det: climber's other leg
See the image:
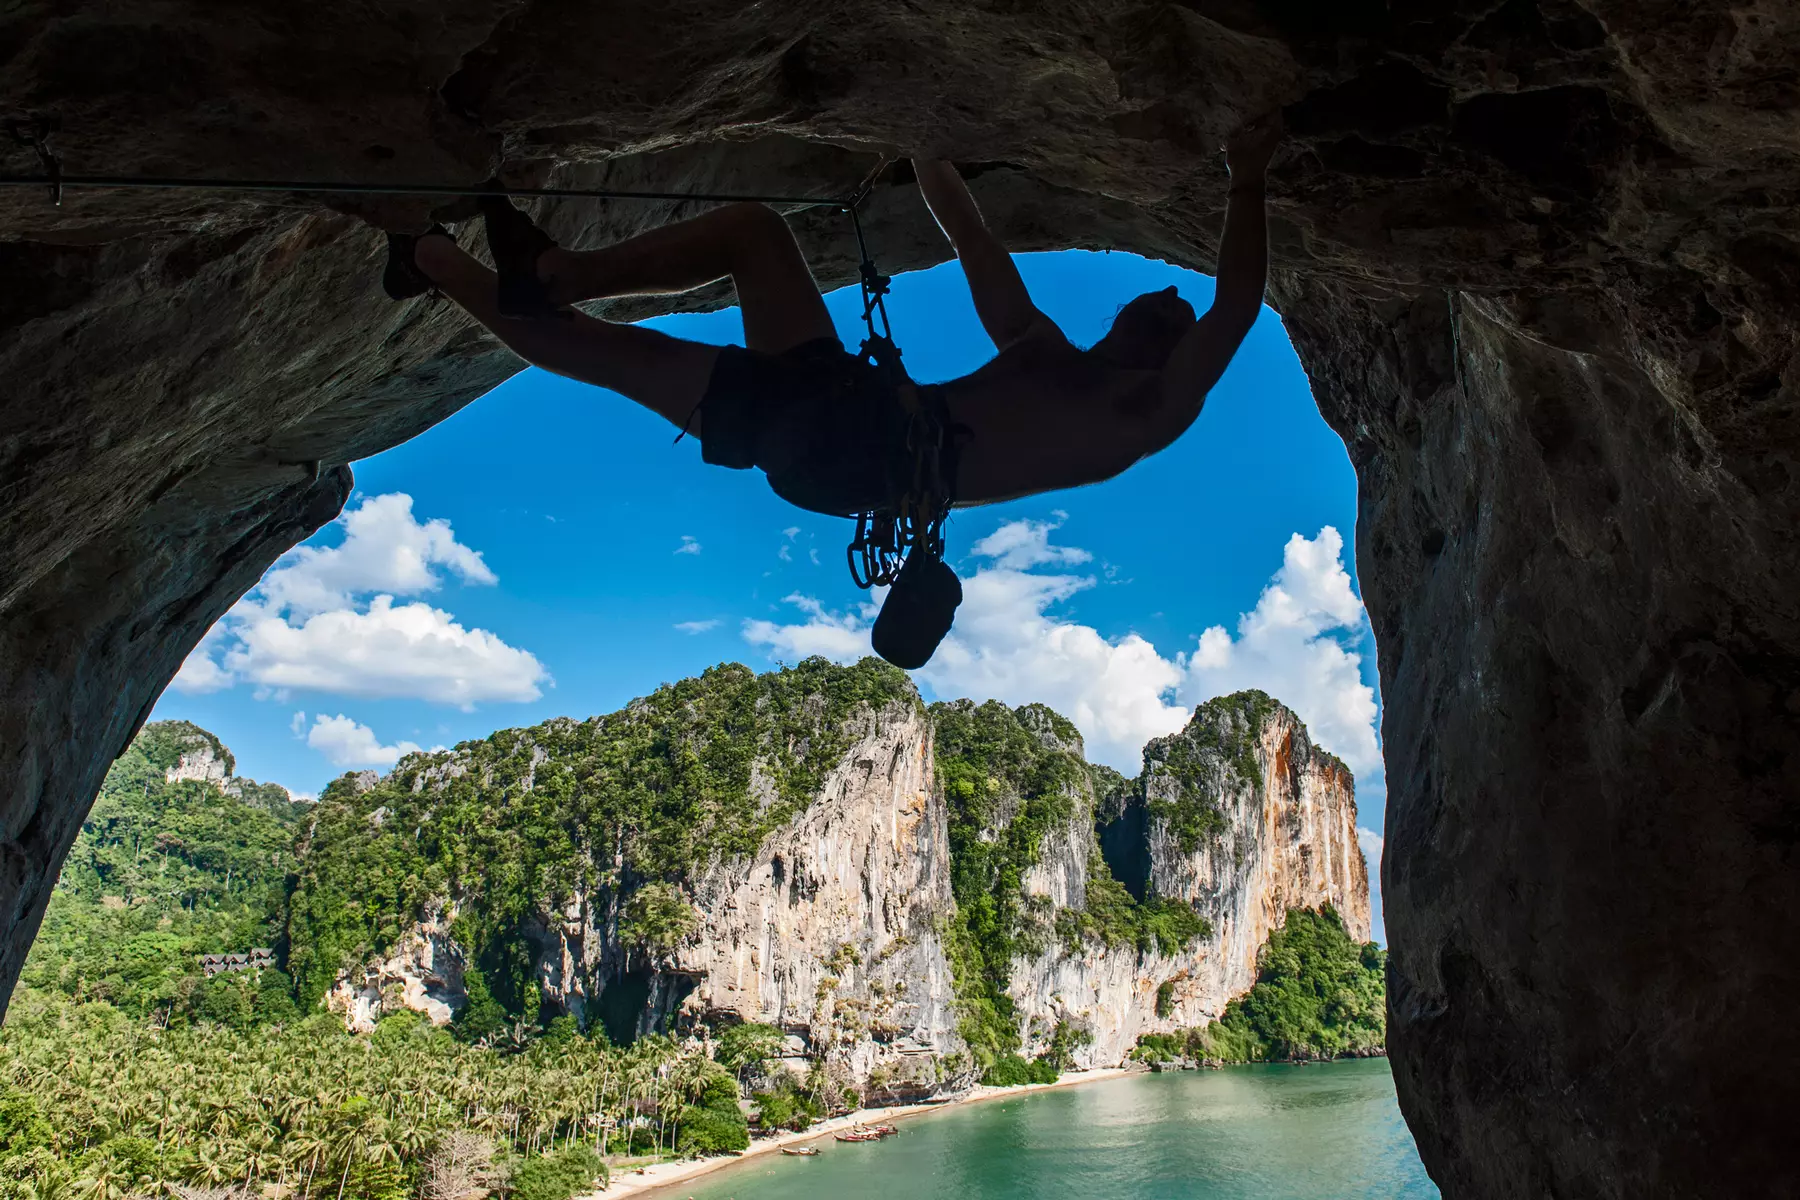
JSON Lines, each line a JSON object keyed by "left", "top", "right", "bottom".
{"left": 413, "top": 231, "right": 718, "bottom": 432}
{"left": 492, "top": 199, "right": 837, "bottom": 353}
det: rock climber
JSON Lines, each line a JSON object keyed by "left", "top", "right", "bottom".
{"left": 379, "top": 116, "right": 1282, "bottom": 667}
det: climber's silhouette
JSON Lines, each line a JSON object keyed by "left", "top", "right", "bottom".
{"left": 382, "top": 118, "right": 1282, "bottom": 668}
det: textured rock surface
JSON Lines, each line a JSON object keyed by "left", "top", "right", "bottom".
{"left": 1010, "top": 700, "right": 1369, "bottom": 1066}
{"left": 3, "top": 2, "right": 1798, "bottom": 1195}
{"left": 336, "top": 693, "right": 1367, "bottom": 1099}
{"left": 325, "top": 904, "right": 468, "bottom": 1033}
{"left": 674, "top": 703, "right": 962, "bottom": 1096}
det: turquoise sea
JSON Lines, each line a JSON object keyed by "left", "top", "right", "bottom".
{"left": 683, "top": 1059, "right": 1438, "bottom": 1200}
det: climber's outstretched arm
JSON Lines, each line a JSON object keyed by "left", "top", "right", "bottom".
{"left": 913, "top": 159, "right": 1056, "bottom": 351}
{"left": 1152, "top": 116, "right": 1282, "bottom": 448}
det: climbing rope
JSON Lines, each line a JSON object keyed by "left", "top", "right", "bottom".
{"left": 0, "top": 115, "right": 852, "bottom": 210}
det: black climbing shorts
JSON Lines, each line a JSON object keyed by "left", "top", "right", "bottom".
{"left": 696, "top": 337, "right": 914, "bottom": 517}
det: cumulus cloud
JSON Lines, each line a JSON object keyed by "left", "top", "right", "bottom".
{"left": 226, "top": 595, "right": 547, "bottom": 709}
{"left": 259, "top": 492, "right": 496, "bottom": 618}
{"left": 1180, "top": 527, "right": 1381, "bottom": 779}
{"left": 968, "top": 518, "right": 1094, "bottom": 570}
{"left": 674, "top": 619, "right": 721, "bottom": 634}
{"left": 743, "top": 593, "right": 882, "bottom": 664}
{"left": 170, "top": 493, "right": 548, "bottom": 709}
{"left": 170, "top": 637, "right": 234, "bottom": 694}
{"left": 740, "top": 519, "right": 1383, "bottom": 785}
{"left": 675, "top": 536, "right": 702, "bottom": 555}
{"left": 306, "top": 714, "right": 423, "bottom": 769}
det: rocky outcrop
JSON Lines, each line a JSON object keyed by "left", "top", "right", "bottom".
{"left": 508, "top": 701, "right": 967, "bottom": 1097}
{"left": 1006, "top": 696, "right": 1369, "bottom": 1066}
{"left": 4, "top": 3, "right": 1798, "bottom": 1195}
{"left": 676, "top": 702, "right": 963, "bottom": 1099}
{"left": 164, "top": 745, "right": 230, "bottom": 789}
{"left": 330, "top": 690, "right": 1368, "bottom": 1099}
{"left": 326, "top": 905, "right": 468, "bottom": 1033}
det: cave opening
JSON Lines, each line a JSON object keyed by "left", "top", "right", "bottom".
{"left": 150, "top": 249, "right": 1384, "bottom": 904}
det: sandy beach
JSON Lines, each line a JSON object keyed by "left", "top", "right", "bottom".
{"left": 600, "top": 1065, "right": 1143, "bottom": 1199}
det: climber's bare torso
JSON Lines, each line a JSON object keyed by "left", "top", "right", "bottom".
{"left": 939, "top": 316, "right": 1173, "bottom": 505}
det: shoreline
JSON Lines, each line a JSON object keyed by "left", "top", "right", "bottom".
{"left": 600, "top": 1065, "right": 1143, "bottom": 1199}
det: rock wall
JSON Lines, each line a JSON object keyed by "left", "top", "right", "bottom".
{"left": 674, "top": 702, "right": 964, "bottom": 1099}
{"left": 326, "top": 905, "right": 467, "bottom": 1033}
{"left": 332, "top": 694, "right": 1368, "bottom": 1094}
{"left": 1008, "top": 699, "right": 1370, "bottom": 1067}
{"left": 4, "top": 2, "right": 1798, "bottom": 1195}
{"left": 512, "top": 702, "right": 967, "bottom": 1097}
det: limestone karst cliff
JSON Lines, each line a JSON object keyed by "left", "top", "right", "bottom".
{"left": 5, "top": 3, "right": 1798, "bottom": 1195}
{"left": 307, "top": 662, "right": 1371, "bottom": 1094}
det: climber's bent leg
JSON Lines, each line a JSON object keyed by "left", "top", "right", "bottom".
{"left": 415, "top": 233, "right": 719, "bottom": 432}
{"left": 538, "top": 202, "right": 836, "bottom": 354}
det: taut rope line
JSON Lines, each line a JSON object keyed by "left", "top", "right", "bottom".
{"left": 2, "top": 116, "right": 854, "bottom": 210}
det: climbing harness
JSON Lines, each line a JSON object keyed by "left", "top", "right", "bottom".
{"left": 843, "top": 160, "right": 961, "bottom": 596}
{"left": 4, "top": 116, "right": 964, "bottom": 658}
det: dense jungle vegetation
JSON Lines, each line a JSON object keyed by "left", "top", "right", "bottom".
{"left": 1132, "top": 906, "right": 1387, "bottom": 1064}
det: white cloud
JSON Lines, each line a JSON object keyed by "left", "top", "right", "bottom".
{"left": 675, "top": 536, "right": 702, "bottom": 555}
{"left": 743, "top": 594, "right": 881, "bottom": 664}
{"left": 169, "top": 493, "right": 548, "bottom": 709}
{"left": 968, "top": 519, "right": 1094, "bottom": 570}
{"left": 289, "top": 711, "right": 307, "bottom": 736}
{"left": 739, "top": 520, "right": 1383, "bottom": 787}
{"left": 1180, "top": 528, "right": 1381, "bottom": 779}
{"left": 306, "top": 713, "right": 422, "bottom": 769}
{"left": 674, "top": 619, "right": 721, "bottom": 634}
{"left": 288, "top": 791, "right": 318, "bottom": 804}
{"left": 257, "top": 492, "right": 495, "bottom": 618}
{"left": 778, "top": 544, "right": 793, "bottom": 562}
{"left": 226, "top": 595, "right": 547, "bottom": 710}
{"left": 170, "top": 644, "right": 233, "bottom": 694}
{"left": 919, "top": 563, "right": 1188, "bottom": 768}
{"left": 783, "top": 527, "right": 801, "bottom": 540}
{"left": 1357, "top": 827, "right": 1383, "bottom": 863}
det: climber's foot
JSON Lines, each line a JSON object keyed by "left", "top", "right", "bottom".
{"left": 382, "top": 225, "right": 456, "bottom": 301}
{"left": 480, "top": 191, "right": 561, "bottom": 318}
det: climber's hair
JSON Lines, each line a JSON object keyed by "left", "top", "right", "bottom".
{"left": 1088, "top": 288, "right": 1196, "bottom": 370}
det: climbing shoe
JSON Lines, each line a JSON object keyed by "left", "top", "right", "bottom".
{"left": 871, "top": 553, "right": 962, "bottom": 669}
{"left": 480, "top": 192, "right": 560, "bottom": 318}
{"left": 382, "top": 224, "right": 453, "bottom": 301}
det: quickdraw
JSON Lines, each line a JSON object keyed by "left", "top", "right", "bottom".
{"left": 844, "top": 163, "right": 958, "bottom": 592}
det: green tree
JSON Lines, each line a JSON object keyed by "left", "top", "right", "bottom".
{"left": 714, "top": 1022, "right": 784, "bottom": 1085}
{"left": 676, "top": 1076, "right": 749, "bottom": 1156}
{"left": 451, "top": 968, "right": 509, "bottom": 1045}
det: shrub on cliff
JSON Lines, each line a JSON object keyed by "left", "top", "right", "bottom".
{"left": 981, "top": 1054, "right": 1059, "bottom": 1086}
{"left": 1219, "top": 906, "right": 1385, "bottom": 1060}
{"left": 1137, "top": 906, "right": 1385, "bottom": 1064}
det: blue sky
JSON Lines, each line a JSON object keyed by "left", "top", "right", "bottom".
{"left": 158, "top": 249, "right": 1388, "bottom": 936}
